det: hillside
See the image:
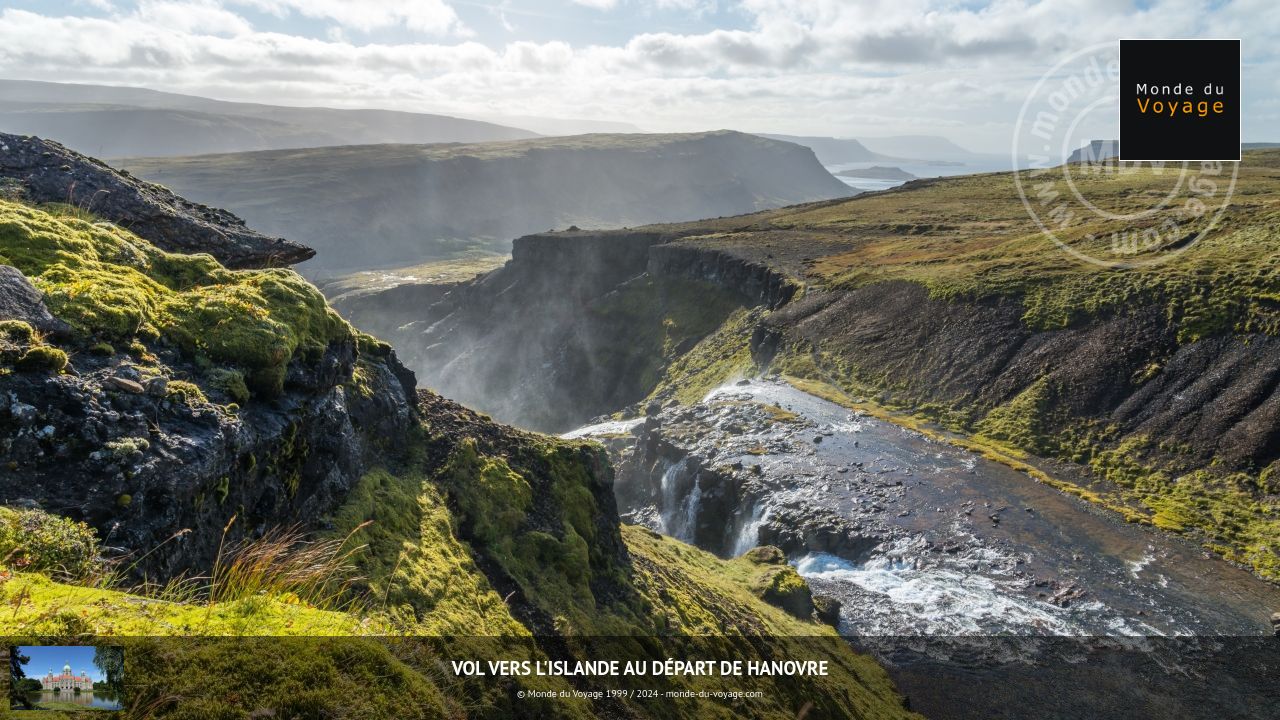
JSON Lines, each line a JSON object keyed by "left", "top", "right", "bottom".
{"left": 375, "top": 151, "right": 1280, "bottom": 584}
{"left": 0, "top": 79, "right": 537, "bottom": 157}
{"left": 758, "top": 134, "right": 888, "bottom": 164}
{"left": 0, "top": 134, "right": 915, "bottom": 719}
{"left": 119, "top": 131, "right": 855, "bottom": 275}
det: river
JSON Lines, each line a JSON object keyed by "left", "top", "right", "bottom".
{"left": 568, "top": 378, "right": 1280, "bottom": 718}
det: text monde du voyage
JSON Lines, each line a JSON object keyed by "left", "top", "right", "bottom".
{"left": 1135, "top": 82, "right": 1228, "bottom": 118}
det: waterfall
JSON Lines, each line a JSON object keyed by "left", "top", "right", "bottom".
{"left": 658, "top": 458, "right": 689, "bottom": 535}
{"left": 732, "top": 504, "right": 768, "bottom": 557}
{"left": 676, "top": 477, "right": 703, "bottom": 543}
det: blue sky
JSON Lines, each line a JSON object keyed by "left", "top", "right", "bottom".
{"left": 0, "top": 1, "right": 1275, "bottom": 151}
{"left": 14, "top": 646, "right": 108, "bottom": 683}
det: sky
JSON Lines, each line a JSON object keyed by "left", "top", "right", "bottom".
{"left": 0, "top": 0, "right": 1275, "bottom": 152}
{"left": 14, "top": 646, "right": 108, "bottom": 682}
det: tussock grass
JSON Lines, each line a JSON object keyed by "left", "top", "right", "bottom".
{"left": 208, "top": 516, "right": 372, "bottom": 612}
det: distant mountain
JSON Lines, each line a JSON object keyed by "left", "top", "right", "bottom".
{"left": 757, "top": 134, "right": 888, "bottom": 164}
{"left": 0, "top": 79, "right": 536, "bottom": 156}
{"left": 857, "top": 135, "right": 977, "bottom": 161}
{"left": 119, "top": 130, "right": 855, "bottom": 275}
{"left": 471, "top": 115, "right": 643, "bottom": 135}
{"left": 1068, "top": 140, "right": 1119, "bottom": 163}
{"left": 837, "top": 166, "right": 916, "bottom": 181}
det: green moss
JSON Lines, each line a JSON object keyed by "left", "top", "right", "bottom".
{"left": 207, "top": 367, "right": 250, "bottom": 404}
{"left": 0, "top": 507, "right": 100, "bottom": 581}
{"left": 13, "top": 345, "right": 67, "bottom": 373}
{"left": 104, "top": 436, "right": 149, "bottom": 459}
{"left": 356, "top": 331, "right": 393, "bottom": 358}
{"left": 88, "top": 341, "right": 115, "bottom": 356}
{"left": 0, "top": 318, "right": 35, "bottom": 344}
{"left": 750, "top": 564, "right": 814, "bottom": 619}
{"left": 647, "top": 307, "right": 758, "bottom": 406}
{"left": 0, "top": 199, "right": 355, "bottom": 400}
{"left": 0, "top": 573, "right": 379, "bottom": 635}
{"left": 166, "top": 380, "right": 207, "bottom": 405}
{"left": 975, "top": 377, "right": 1057, "bottom": 455}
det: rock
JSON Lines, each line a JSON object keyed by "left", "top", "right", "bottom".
{"left": 743, "top": 545, "right": 787, "bottom": 565}
{"left": 812, "top": 594, "right": 842, "bottom": 627}
{"left": 144, "top": 376, "right": 168, "bottom": 397}
{"left": 1271, "top": 612, "right": 1279, "bottom": 636}
{"left": 0, "top": 133, "right": 312, "bottom": 268}
{"left": 105, "top": 376, "right": 145, "bottom": 394}
{"left": 0, "top": 265, "right": 71, "bottom": 338}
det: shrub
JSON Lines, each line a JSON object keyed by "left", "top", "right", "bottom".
{"left": 14, "top": 345, "right": 67, "bottom": 373}
{"left": 0, "top": 507, "right": 101, "bottom": 580}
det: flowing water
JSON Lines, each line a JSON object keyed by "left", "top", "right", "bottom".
{"left": 577, "top": 378, "right": 1280, "bottom": 637}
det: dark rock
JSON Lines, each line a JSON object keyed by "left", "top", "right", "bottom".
{"left": 144, "top": 377, "right": 168, "bottom": 397}
{"left": 812, "top": 594, "right": 842, "bottom": 627}
{"left": 0, "top": 265, "right": 71, "bottom": 338}
{"left": 0, "top": 133, "right": 312, "bottom": 268}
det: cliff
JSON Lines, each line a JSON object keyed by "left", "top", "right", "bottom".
{"left": 0, "top": 147, "right": 916, "bottom": 719}
{"left": 0, "top": 133, "right": 312, "bottom": 268}
{"left": 118, "top": 131, "right": 855, "bottom": 274}
{"left": 390, "top": 151, "right": 1280, "bottom": 582}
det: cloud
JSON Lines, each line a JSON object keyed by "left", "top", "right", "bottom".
{"left": 137, "top": 0, "right": 253, "bottom": 36}
{"left": 0, "top": 1, "right": 1274, "bottom": 151}
{"left": 569, "top": 0, "right": 620, "bottom": 9}
{"left": 229, "top": 0, "right": 467, "bottom": 35}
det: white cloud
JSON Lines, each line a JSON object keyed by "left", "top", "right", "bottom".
{"left": 569, "top": 0, "right": 620, "bottom": 10}
{"left": 0, "top": 1, "right": 1274, "bottom": 151}
{"left": 137, "top": 0, "right": 253, "bottom": 36}
{"left": 229, "top": 0, "right": 467, "bottom": 35}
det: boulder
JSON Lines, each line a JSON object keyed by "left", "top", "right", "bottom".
{"left": 0, "top": 134, "right": 312, "bottom": 269}
{"left": 0, "top": 265, "right": 70, "bottom": 337}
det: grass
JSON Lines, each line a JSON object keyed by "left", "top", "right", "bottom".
{"left": 645, "top": 307, "right": 759, "bottom": 406}
{"left": 678, "top": 154, "right": 1280, "bottom": 342}
{"left": 207, "top": 518, "right": 371, "bottom": 611}
{"left": 319, "top": 253, "right": 510, "bottom": 302}
{"left": 0, "top": 572, "right": 380, "bottom": 636}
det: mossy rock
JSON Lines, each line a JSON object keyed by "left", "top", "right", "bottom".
{"left": 166, "top": 380, "right": 207, "bottom": 405}
{"left": 0, "top": 318, "right": 35, "bottom": 344}
{"left": 751, "top": 565, "right": 814, "bottom": 619}
{"left": 742, "top": 544, "right": 786, "bottom": 565}
{"left": 207, "top": 367, "right": 250, "bottom": 404}
{"left": 0, "top": 199, "right": 355, "bottom": 400}
{"left": 14, "top": 345, "right": 67, "bottom": 373}
{"left": 0, "top": 506, "right": 101, "bottom": 580}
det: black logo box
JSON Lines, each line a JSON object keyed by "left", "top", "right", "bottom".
{"left": 1119, "top": 39, "right": 1240, "bottom": 161}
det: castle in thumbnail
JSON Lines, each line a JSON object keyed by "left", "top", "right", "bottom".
{"left": 40, "top": 663, "right": 94, "bottom": 691}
